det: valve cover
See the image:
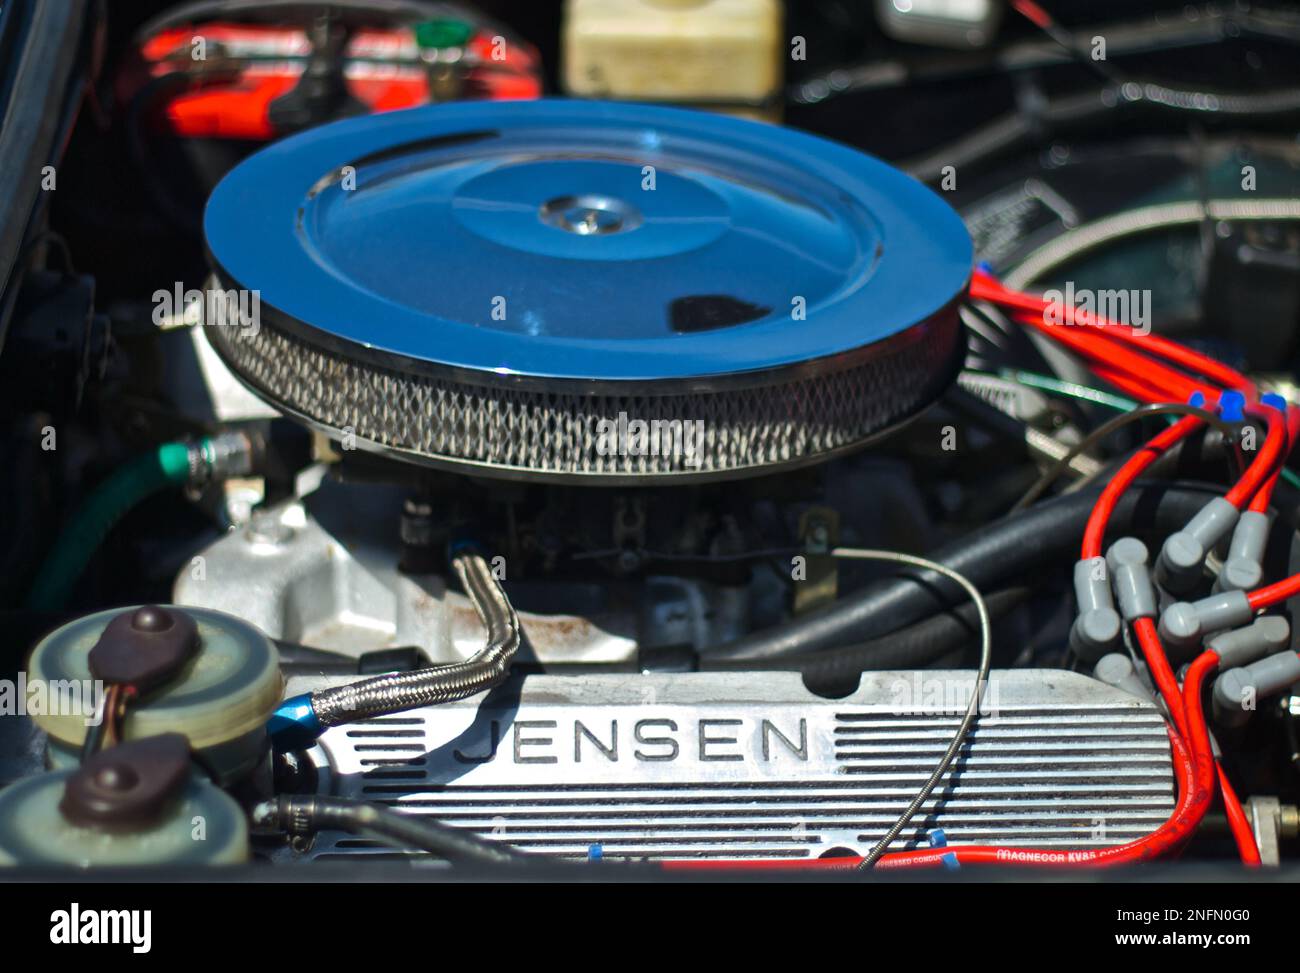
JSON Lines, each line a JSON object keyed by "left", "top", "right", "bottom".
{"left": 286, "top": 669, "right": 1177, "bottom": 862}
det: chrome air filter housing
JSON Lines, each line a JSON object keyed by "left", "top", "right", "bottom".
{"left": 203, "top": 100, "right": 971, "bottom": 482}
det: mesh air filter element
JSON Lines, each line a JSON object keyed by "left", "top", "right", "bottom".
{"left": 203, "top": 101, "right": 972, "bottom": 482}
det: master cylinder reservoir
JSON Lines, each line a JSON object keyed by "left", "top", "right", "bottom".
{"left": 563, "top": 0, "right": 783, "bottom": 115}
{"left": 0, "top": 734, "right": 248, "bottom": 867}
{"left": 27, "top": 605, "right": 282, "bottom": 783}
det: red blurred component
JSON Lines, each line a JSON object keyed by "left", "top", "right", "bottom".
{"left": 132, "top": 23, "right": 541, "bottom": 140}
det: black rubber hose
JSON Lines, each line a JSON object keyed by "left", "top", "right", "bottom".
{"left": 705, "top": 482, "right": 1226, "bottom": 664}
{"left": 254, "top": 795, "right": 533, "bottom": 867}
{"left": 702, "top": 586, "right": 1029, "bottom": 676}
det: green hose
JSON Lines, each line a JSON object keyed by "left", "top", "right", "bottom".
{"left": 26, "top": 442, "right": 194, "bottom": 612}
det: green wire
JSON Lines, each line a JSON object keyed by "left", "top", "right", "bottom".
{"left": 998, "top": 368, "right": 1300, "bottom": 491}
{"left": 999, "top": 368, "right": 1140, "bottom": 413}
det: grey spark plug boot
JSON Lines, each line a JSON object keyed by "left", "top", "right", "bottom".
{"left": 1213, "top": 650, "right": 1300, "bottom": 728}
{"left": 1106, "top": 537, "right": 1157, "bottom": 621}
{"left": 1069, "top": 557, "right": 1120, "bottom": 661}
{"left": 1215, "top": 510, "right": 1270, "bottom": 593}
{"left": 1094, "top": 653, "right": 1156, "bottom": 703}
{"left": 1206, "top": 615, "right": 1291, "bottom": 669}
{"left": 1157, "top": 589, "right": 1254, "bottom": 658}
{"left": 1156, "top": 497, "right": 1240, "bottom": 596}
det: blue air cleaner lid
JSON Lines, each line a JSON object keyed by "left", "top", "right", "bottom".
{"left": 203, "top": 99, "right": 972, "bottom": 482}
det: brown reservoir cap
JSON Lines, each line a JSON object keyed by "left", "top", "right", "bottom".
{"left": 88, "top": 605, "right": 198, "bottom": 691}
{"left": 59, "top": 733, "right": 191, "bottom": 831}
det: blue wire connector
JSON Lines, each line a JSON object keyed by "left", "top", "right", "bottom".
{"left": 1219, "top": 390, "right": 1246, "bottom": 423}
{"left": 927, "top": 828, "right": 959, "bottom": 870}
{"left": 1262, "top": 391, "right": 1289, "bottom": 415}
{"left": 447, "top": 537, "right": 482, "bottom": 558}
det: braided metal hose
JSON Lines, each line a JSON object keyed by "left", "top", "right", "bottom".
{"left": 309, "top": 550, "right": 520, "bottom": 726}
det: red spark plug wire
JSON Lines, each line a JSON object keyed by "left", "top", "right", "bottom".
{"left": 665, "top": 627, "right": 1220, "bottom": 873}
{"left": 1247, "top": 574, "right": 1300, "bottom": 611}
{"left": 1246, "top": 401, "right": 1297, "bottom": 514}
{"left": 668, "top": 273, "right": 1282, "bottom": 874}
{"left": 1224, "top": 403, "right": 1288, "bottom": 509}
{"left": 1135, "top": 617, "right": 1187, "bottom": 731}
{"left": 1217, "top": 764, "right": 1262, "bottom": 868}
{"left": 1003, "top": 305, "right": 1206, "bottom": 403}
{"left": 663, "top": 724, "right": 1206, "bottom": 873}
{"left": 1136, "top": 623, "right": 1259, "bottom": 867}
{"left": 976, "top": 271, "right": 1291, "bottom": 519}
{"left": 872, "top": 636, "right": 1218, "bottom": 870}
{"left": 1079, "top": 416, "right": 1205, "bottom": 560}
{"left": 971, "top": 269, "right": 1255, "bottom": 396}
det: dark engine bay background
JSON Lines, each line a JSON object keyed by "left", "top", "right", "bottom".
{"left": 3, "top": 0, "right": 1300, "bottom": 875}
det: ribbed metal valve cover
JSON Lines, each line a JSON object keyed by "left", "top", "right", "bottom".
{"left": 285, "top": 670, "right": 1176, "bottom": 862}
{"left": 204, "top": 100, "right": 972, "bottom": 482}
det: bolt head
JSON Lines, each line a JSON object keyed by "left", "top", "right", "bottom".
{"left": 93, "top": 764, "right": 139, "bottom": 792}
{"left": 130, "top": 605, "right": 173, "bottom": 633}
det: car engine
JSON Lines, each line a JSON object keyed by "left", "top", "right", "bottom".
{"left": 4, "top": 0, "right": 1300, "bottom": 886}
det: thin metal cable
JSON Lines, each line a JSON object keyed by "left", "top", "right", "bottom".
{"left": 824, "top": 548, "right": 993, "bottom": 870}
{"left": 1010, "top": 402, "right": 1235, "bottom": 511}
